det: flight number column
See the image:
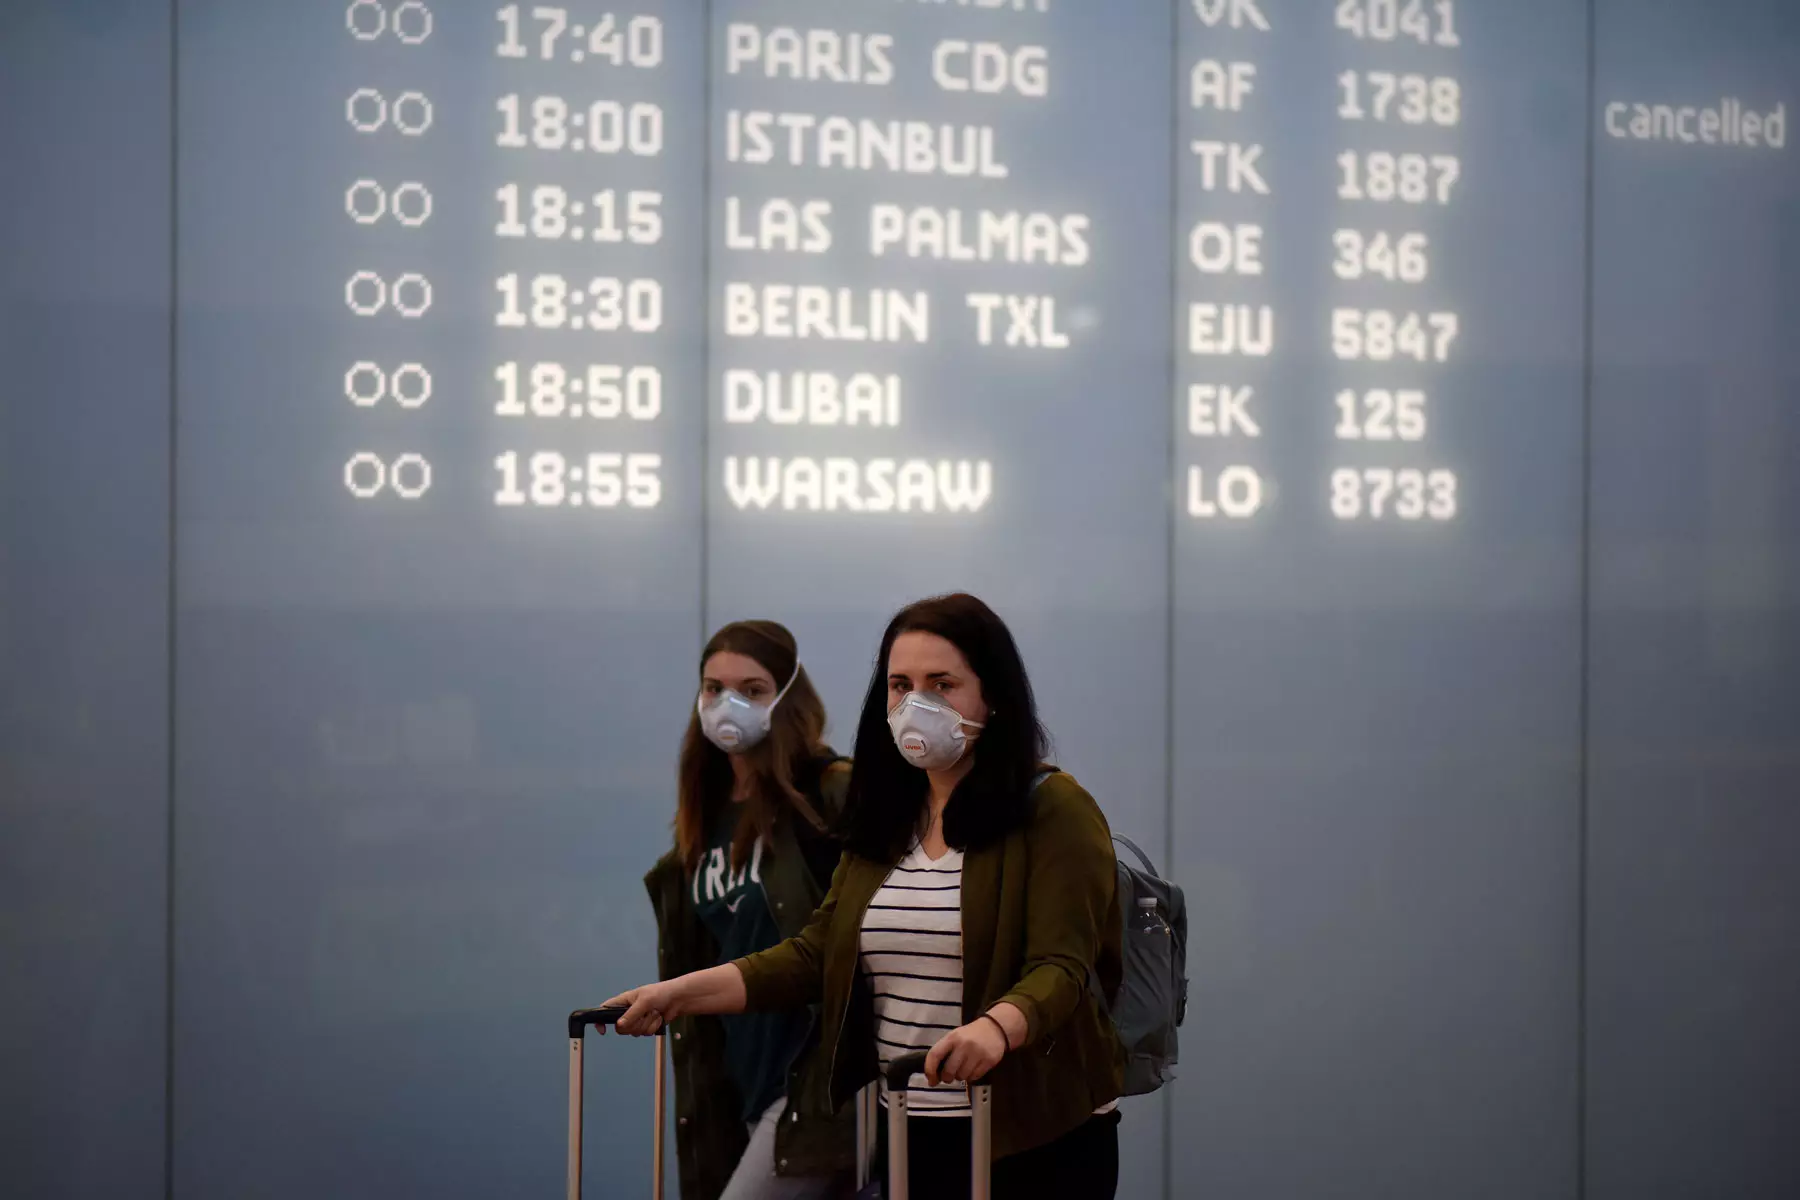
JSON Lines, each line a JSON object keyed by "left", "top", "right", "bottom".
{"left": 486, "top": 3, "right": 672, "bottom": 515}
{"left": 1179, "top": 0, "right": 1276, "bottom": 524}
{"left": 1327, "top": 0, "right": 1463, "bottom": 525}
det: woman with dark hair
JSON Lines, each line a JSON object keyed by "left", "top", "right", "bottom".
{"left": 643, "top": 620, "right": 855, "bottom": 1200}
{"left": 607, "top": 595, "right": 1124, "bottom": 1199}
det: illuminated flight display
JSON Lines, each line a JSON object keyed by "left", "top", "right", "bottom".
{"left": 180, "top": 0, "right": 708, "bottom": 609}
{"left": 1175, "top": 0, "right": 1591, "bottom": 545}
{"left": 174, "top": 0, "right": 1626, "bottom": 617}
{"left": 1183, "top": 0, "right": 1467, "bottom": 526}
{"left": 711, "top": 3, "right": 1071, "bottom": 518}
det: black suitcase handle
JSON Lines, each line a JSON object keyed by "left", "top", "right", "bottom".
{"left": 567, "top": 1005, "right": 627, "bottom": 1038}
{"left": 885, "top": 1050, "right": 931, "bottom": 1093}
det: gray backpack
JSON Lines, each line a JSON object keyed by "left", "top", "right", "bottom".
{"left": 1032, "top": 772, "right": 1188, "bottom": 1096}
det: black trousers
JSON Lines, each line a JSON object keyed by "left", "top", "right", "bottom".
{"left": 876, "top": 1109, "right": 1121, "bottom": 1200}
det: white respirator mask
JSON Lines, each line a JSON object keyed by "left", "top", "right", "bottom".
{"left": 887, "top": 692, "right": 984, "bottom": 771}
{"left": 697, "top": 667, "right": 798, "bottom": 753}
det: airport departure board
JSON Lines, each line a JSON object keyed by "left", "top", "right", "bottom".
{"left": 172, "top": 0, "right": 1725, "bottom": 606}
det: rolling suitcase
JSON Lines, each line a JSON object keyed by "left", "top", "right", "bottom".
{"left": 568, "top": 1010, "right": 988, "bottom": 1199}
{"left": 867, "top": 1050, "right": 994, "bottom": 1200}
{"left": 567, "top": 1006, "right": 664, "bottom": 1200}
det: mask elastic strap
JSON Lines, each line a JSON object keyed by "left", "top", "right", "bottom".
{"left": 698, "top": 662, "right": 802, "bottom": 715}
{"left": 767, "top": 662, "right": 802, "bottom": 712}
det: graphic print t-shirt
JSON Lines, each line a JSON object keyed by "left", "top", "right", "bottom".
{"left": 691, "top": 805, "right": 811, "bottom": 1123}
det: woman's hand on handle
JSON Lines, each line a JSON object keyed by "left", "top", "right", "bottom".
{"left": 922, "top": 1003, "right": 1026, "bottom": 1086}
{"left": 599, "top": 982, "right": 677, "bottom": 1036}
{"left": 600, "top": 963, "right": 751, "bottom": 1036}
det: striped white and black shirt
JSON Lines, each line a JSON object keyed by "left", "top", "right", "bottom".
{"left": 859, "top": 841, "right": 969, "bottom": 1116}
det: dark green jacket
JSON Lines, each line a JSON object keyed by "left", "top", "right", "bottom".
{"left": 644, "top": 754, "right": 856, "bottom": 1200}
{"left": 734, "top": 770, "right": 1125, "bottom": 1161}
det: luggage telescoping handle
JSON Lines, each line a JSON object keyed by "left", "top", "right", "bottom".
{"left": 567, "top": 1006, "right": 666, "bottom": 1200}
{"left": 567, "top": 1005, "right": 627, "bottom": 1039}
{"left": 882, "top": 1051, "right": 992, "bottom": 1200}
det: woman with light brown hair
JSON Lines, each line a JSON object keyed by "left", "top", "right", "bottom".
{"left": 643, "top": 619, "right": 855, "bottom": 1200}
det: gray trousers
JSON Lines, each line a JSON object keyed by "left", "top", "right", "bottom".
{"left": 718, "top": 1097, "right": 840, "bottom": 1200}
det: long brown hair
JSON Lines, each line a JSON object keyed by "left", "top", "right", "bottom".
{"left": 842, "top": 593, "right": 1048, "bottom": 863}
{"left": 675, "top": 620, "right": 828, "bottom": 872}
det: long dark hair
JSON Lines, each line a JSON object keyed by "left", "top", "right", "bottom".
{"left": 842, "top": 594, "right": 1048, "bottom": 863}
{"left": 675, "top": 620, "right": 827, "bottom": 872}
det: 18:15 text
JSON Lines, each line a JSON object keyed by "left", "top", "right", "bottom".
{"left": 496, "top": 184, "right": 662, "bottom": 243}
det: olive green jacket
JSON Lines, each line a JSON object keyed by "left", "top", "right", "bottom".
{"left": 734, "top": 770, "right": 1125, "bottom": 1161}
{"left": 644, "top": 756, "right": 856, "bottom": 1200}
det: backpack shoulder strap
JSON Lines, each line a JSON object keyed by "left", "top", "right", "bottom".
{"left": 792, "top": 754, "right": 851, "bottom": 833}
{"left": 1111, "top": 833, "right": 1161, "bottom": 878}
